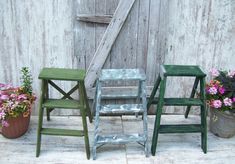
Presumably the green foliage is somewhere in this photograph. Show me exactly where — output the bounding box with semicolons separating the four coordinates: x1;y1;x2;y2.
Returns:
21;67;33;95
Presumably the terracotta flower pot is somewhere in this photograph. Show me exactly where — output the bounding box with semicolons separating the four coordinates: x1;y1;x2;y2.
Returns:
210;108;235;138
1;114;30;139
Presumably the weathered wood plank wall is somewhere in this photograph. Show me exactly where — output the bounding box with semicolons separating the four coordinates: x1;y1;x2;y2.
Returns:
163;0;235;113
0;0;234;115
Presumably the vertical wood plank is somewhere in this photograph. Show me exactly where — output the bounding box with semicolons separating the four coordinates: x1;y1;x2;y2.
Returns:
110;0;139;73
95;0;107;54
103;0;120;69
136;0;150;71
146;0;161;85
85;0;137;88
104;0;120;106
74;0;95;70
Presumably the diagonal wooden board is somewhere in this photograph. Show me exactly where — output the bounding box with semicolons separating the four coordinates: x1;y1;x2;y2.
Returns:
85;0;137;88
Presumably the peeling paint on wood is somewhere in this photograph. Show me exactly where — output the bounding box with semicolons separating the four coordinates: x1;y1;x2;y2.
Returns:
0;0;234;115
92;68;148;159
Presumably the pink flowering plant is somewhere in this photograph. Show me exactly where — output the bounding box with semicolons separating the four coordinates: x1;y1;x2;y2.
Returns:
0;67;36;127
206;68;235;112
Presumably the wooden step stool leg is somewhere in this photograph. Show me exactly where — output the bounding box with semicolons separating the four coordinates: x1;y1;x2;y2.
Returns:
147;76;161;111
36;80;45;157
81;106;90;159
200;77;207;153
46;109;50;121
92;81;102;160
84;87;93;123
91;80;98;117
136;80;142;118
141;80;149;156
79;81;90;159
92;113;99;160
185;77;199;118
151;77;166;156
44;80;52;121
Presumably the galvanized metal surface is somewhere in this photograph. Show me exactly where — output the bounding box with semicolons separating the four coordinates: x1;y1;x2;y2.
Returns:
93;69;148;159
100;104;144;114
100;69;146;81
210;108;235;138
96;134;146;144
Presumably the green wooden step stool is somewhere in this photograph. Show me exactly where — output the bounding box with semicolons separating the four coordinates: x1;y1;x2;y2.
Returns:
36;68;92;159
148;65;207;155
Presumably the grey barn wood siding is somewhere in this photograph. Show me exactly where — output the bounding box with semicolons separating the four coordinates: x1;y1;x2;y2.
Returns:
0;0;234;115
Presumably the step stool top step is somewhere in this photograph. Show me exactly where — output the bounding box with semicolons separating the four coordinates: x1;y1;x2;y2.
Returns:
39;68;86;81
161;65;206;77
99;69;146;81
100;104;144;114
96;134;146;144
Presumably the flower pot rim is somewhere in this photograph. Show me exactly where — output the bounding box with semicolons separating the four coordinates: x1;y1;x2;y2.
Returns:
210;108;235;119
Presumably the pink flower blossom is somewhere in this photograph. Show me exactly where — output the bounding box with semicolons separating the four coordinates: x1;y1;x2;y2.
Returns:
0;94;9;101
210;68;220;77
223;98;232;106
17;94;28;101
233;97;235;102
0;111;6;119
10;94;18;99
4;84;13;89
214;84;219;89
212;100;222;108
208;87;217;95
0;90;9;95
218;87;225;94
228;70;235;78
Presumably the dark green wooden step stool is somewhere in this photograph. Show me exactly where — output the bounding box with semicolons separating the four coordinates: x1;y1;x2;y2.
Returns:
148;65;207;155
36;68;92;159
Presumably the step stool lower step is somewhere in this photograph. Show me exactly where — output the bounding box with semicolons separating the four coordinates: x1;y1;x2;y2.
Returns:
96;134;146;144
100;104;144;114
158;124;202;133
41;128;84;137
152;98;203;106
42;99;82;109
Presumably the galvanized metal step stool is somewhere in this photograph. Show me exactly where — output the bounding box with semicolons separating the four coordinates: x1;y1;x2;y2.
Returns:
36;68;92;159
93;69;148;159
148;65;207;155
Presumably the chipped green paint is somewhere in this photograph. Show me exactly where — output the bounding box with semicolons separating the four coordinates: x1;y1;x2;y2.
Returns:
148;65;207;155
36;68;92;159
